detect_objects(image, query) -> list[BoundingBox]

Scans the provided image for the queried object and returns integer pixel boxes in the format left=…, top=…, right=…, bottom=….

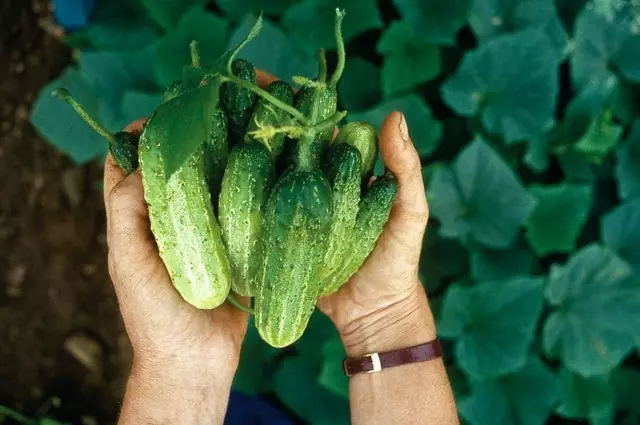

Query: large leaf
left=555, top=369, right=615, bottom=425
left=30, top=67, right=108, bottom=164
left=217, top=0, right=296, bottom=20
left=525, top=183, right=593, bottom=256
left=319, top=337, right=349, bottom=398
left=121, top=91, right=163, bottom=122
left=232, top=319, right=280, bottom=394
left=227, top=15, right=317, bottom=84
left=614, top=368, right=640, bottom=425
left=470, top=240, right=535, bottom=282
left=377, top=22, right=441, bottom=97
left=154, top=6, right=230, bottom=88
left=281, top=0, right=383, bottom=53
left=614, top=35, right=640, bottom=82
left=469, top=0, right=568, bottom=57
left=337, top=58, right=381, bottom=110
left=601, top=198, right=640, bottom=272
left=139, top=0, right=209, bottom=29
left=420, top=229, right=469, bottom=292
left=543, top=244, right=640, bottom=377
left=391, top=0, right=473, bottom=45
left=349, top=95, right=443, bottom=158
left=615, top=120, right=640, bottom=200
left=459, top=357, right=557, bottom=425
left=438, top=277, right=544, bottom=380
left=442, top=29, right=559, bottom=143
left=428, top=139, right=537, bottom=248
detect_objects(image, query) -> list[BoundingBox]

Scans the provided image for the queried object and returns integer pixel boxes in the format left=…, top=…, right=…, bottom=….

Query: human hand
left=317, top=112, right=435, bottom=356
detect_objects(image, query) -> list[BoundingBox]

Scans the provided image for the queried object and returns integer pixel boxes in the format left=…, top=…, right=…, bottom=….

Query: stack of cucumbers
left=54, top=9, right=397, bottom=348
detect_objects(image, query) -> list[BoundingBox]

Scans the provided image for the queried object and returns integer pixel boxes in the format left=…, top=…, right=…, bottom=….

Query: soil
left=0, top=1, right=130, bottom=423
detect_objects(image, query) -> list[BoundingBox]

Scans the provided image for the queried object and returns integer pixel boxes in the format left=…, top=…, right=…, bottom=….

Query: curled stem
left=330, top=9, right=347, bottom=88
left=317, top=48, right=328, bottom=84
left=52, top=88, right=116, bottom=145
left=226, top=293, right=253, bottom=314
left=190, top=40, right=201, bottom=68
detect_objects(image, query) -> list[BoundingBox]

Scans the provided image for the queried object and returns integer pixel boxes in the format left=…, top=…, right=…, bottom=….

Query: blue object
left=225, top=391, right=296, bottom=425
left=52, top=0, right=96, bottom=30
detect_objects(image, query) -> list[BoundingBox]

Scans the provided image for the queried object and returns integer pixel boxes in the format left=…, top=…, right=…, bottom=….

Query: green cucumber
left=204, top=106, right=229, bottom=207
left=219, top=141, right=275, bottom=296
left=222, top=58, right=258, bottom=144
left=294, top=85, right=338, bottom=159
left=333, top=122, right=378, bottom=178
left=319, top=175, right=397, bottom=296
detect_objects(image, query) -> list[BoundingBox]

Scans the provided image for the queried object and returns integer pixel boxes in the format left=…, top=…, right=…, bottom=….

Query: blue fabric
left=52, top=0, right=95, bottom=30
left=225, top=391, right=296, bottom=425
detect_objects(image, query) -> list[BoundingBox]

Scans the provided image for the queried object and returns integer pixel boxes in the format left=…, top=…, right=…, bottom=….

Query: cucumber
left=245, top=80, right=295, bottom=157
left=222, top=58, right=258, bottom=144
left=319, top=175, right=397, bottom=296
left=294, top=85, right=338, bottom=159
left=204, top=106, right=229, bottom=208
left=333, top=122, right=378, bottom=178
left=255, top=168, right=333, bottom=347
left=218, top=141, right=275, bottom=296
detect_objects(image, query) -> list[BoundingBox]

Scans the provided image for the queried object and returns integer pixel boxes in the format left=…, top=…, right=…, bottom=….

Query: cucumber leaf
left=139, top=0, right=209, bottom=29
left=459, top=357, right=557, bottom=425
left=525, top=183, right=593, bottom=256
left=470, top=240, right=535, bottom=281
left=602, top=198, right=640, bottom=272
left=281, top=0, right=383, bottom=53
left=615, top=120, right=640, bottom=200
left=227, top=15, right=317, bottom=84
left=438, top=277, right=544, bottom=380
left=614, top=368, right=640, bottom=425
left=442, top=29, right=560, bottom=143
left=216, top=0, right=296, bottom=20
left=614, top=35, right=640, bottom=82
left=391, top=0, right=472, bottom=45
left=318, top=337, right=348, bottom=399
left=377, top=22, right=441, bottom=97
left=233, top=319, right=280, bottom=394
left=428, top=139, right=536, bottom=248
left=543, top=244, right=640, bottom=377
left=469, top=0, right=568, bottom=57
left=555, top=369, right=615, bottom=425
left=348, top=95, right=443, bottom=158
left=121, top=91, right=163, bottom=122
left=420, top=229, right=469, bottom=292
left=337, top=58, right=381, bottom=110
left=574, top=109, right=624, bottom=156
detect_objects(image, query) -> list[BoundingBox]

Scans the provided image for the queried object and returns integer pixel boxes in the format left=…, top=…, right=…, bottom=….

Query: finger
left=256, top=69, right=278, bottom=89
left=378, top=112, right=429, bottom=252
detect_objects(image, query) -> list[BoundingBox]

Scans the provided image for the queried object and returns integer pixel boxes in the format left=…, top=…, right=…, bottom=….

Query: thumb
left=378, top=112, right=429, bottom=256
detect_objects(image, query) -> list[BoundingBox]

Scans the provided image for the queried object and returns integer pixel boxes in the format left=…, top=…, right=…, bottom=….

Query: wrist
left=339, top=283, right=437, bottom=358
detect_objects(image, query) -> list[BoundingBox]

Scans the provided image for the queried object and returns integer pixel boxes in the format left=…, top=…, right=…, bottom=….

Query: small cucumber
left=294, top=85, right=338, bottom=152
left=319, top=175, right=397, bottom=296
left=219, top=141, right=275, bottom=296
left=222, top=58, right=258, bottom=144
left=245, top=80, right=295, bottom=157
left=333, top=122, right=378, bottom=178
left=204, top=106, right=229, bottom=207
left=255, top=168, right=333, bottom=347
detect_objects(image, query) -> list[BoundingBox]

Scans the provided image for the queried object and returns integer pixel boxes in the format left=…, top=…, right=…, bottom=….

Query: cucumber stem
left=52, top=88, right=117, bottom=145
left=226, top=293, right=253, bottom=314
left=222, top=75, right=309, bottom=125
left=190, top=40, right=201, bottom=68
left=226, top=14, right=264, bottom=75
left=0, top=406, right=36, bottom=425
left=330, top=9, right=347, bottom=88
left=317, top=49, right=328, bottom=84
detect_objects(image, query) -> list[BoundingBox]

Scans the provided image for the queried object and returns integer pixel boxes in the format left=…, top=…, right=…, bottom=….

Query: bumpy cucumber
left=320, top=175, right=397, bottom=296
left=204, top=107, right=229, bottom=207
left=255, top=169, right=333, bottom=347
left=295, top=85, right=338, bottom=146
left=222, top=58, right=258, bottom=144
left=319, top=143, right=362, bottom=284
left=218, top=141, right=275, bottom=296
left=245, top=80, right=295, bottom=157
left=139, top=117, right=231, bottom=309
left=334, top=122, right=378, bottom=177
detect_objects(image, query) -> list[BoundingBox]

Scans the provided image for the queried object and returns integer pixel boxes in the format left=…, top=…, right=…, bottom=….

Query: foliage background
left=29, top=0, right=640, bottom=424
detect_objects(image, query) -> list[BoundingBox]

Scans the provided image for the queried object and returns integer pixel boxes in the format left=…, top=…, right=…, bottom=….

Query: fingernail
left=398, top=113, right=410, bottom=143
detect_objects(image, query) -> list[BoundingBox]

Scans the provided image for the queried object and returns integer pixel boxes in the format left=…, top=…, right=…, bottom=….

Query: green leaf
left=281, top=0, right=383, bottom=53
left=428, top=138, right=537, bottom=248
left=30, top=67, right=108, bottom=164
left=557, top=151, right=600, bottom=183
left=469, top=0, right=568, bottom=57
left=613, top=368, right=640, bottom=424
left=459, top=357, right=557, bottom=425
left=470, top=241, right=535, bottom=281
left=139, top=0, right=209, bottom=29
left=349, top=95, right=443, bottom=158
left=154, top=6, right=230, bottom=88
left=146, top=78, right=222, bottom=177
left=296, top=310, right=340, bottom=361
left=615, top=120, right=640, bottom=200
left=614, top=35, right=640, bottom=82
left=555, top=369, right=615, bottom=425
left=525, top=183, right=593, bottom=256
left=602, top=198, right=640, bottom=272
left=438, top=277, right=544, bottom=380
left=227, top=15, right=317, bottom=84
left=121, top=91, right=163, bottom=122
left=420, top=229, right=469, bottom=292
left=574, top=110, right=624, bottom=156
left=233, top=318, right=279, bottom=394
left=39, top=419, right=66, bottom=425
left=442, top=29, right=559, bottom=143
left=319, top=337, right=348, bottom=398
left=543, top=243, right=640, bottom=377
left=377, top=22, right=441, bottom=97
left=571, top=5, right=637, bottom=90
left=391, top=0, right=473, bottom=45
left=216, top=0, right=296, bottom=20
left=274, top=356, right=349, bottom=425
left=337, top=57, right=381, bottom=110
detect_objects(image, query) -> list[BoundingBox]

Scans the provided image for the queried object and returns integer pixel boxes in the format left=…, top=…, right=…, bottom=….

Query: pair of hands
left=105, top=71, right=431, bottom=391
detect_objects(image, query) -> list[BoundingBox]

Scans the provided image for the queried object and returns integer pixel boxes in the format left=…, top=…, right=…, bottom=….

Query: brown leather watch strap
left=342, top=339, right=442, bottom=376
